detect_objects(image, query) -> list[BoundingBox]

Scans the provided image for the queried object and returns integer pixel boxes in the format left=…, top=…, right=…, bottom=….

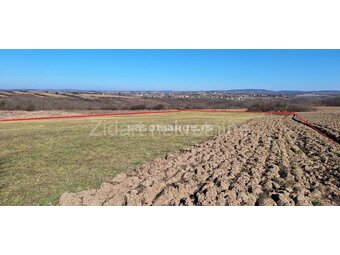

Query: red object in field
left=0, top=109, right=337, bottom=146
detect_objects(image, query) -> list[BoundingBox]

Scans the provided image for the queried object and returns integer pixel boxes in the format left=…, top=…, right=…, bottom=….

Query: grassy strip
left=0, top=112, right=262, bottom=205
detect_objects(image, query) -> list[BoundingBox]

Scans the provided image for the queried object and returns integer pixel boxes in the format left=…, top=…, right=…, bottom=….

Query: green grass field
left=0, top=112, right=262, bottom=205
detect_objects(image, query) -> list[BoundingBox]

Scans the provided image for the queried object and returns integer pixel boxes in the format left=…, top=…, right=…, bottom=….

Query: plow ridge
left=59, top=115, right=339, bottom=206
left=292, top=114, right=339, bottom=146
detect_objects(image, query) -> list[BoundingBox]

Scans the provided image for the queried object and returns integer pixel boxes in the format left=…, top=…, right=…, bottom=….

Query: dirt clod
left=60, top=115, right=340, bottom=206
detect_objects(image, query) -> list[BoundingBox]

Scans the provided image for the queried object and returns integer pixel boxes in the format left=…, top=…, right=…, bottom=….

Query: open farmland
left=298, top=110, right=340, bottom=143
left=61, top=110, right=340, bottom=206
left=0, top=111, right=261, bottom=205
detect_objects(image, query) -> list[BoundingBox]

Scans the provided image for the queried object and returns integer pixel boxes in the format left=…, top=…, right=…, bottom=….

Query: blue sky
left=0, top=50, right=339, bottom=91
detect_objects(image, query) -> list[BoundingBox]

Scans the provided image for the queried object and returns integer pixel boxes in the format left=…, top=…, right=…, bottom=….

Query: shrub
left=320, top=97, right=340, bottom=106
left=24, top=103, right=36, bottom=111
left=0, top=100, right=5, bottom=109
left=286, top=104, right=316, bottom=112
left=151, top=104, right=166, bottom=110
left=130, top=104, right=147, bottom=110
left=247, top=100, right=315, bottom=112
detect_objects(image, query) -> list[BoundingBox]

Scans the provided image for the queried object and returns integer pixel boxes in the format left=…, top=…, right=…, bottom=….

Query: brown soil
left=299, top=111, right=340, bottom=143
left=0, top=110, right=82, bottom=120
left=60, top=115, right=340, bottom=206
left=0, top=109, right=165, bottom=120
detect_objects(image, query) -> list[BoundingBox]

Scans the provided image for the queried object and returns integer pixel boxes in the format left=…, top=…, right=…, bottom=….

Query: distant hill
left=1, top=88, right=339, bottom=97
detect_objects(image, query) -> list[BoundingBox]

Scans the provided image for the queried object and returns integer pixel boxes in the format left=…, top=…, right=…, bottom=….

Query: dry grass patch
left=0, top=112, right=262, bottom=205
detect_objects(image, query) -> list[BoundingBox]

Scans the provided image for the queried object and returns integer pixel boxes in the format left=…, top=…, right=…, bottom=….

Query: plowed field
left=60, top=114, right=340, bottom=206
left=298, top=112, right=340, bottom=143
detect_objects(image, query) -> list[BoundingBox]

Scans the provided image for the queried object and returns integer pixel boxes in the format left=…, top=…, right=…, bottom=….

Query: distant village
left=118, top=91, right=286, bottom=101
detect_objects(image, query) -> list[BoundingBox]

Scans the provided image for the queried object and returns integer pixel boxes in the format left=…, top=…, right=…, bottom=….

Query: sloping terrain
left=298, top=112, right=340, bottom=143
left=0, top=90, right=250, bottom=111
left=1, top=111, right=260, bottom=205
left=60, top=115, right=340, bottom=206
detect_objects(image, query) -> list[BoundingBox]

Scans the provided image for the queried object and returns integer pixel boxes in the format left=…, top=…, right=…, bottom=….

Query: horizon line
left=1, top=88, right=340, bottom=93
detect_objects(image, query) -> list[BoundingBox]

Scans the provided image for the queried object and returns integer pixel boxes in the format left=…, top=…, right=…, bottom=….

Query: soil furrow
left=60, top=115, right=340, bottom=206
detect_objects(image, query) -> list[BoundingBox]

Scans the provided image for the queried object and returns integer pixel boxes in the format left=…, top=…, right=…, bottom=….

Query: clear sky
left=0, top=50, right=339, bottom=91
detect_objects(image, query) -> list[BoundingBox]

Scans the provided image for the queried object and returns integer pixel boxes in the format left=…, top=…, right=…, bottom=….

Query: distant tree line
left=0, top=93, right=339, bottom=112
left=319, top=97, right=340, bottom=106
left=246, top=100, right=316, bottom=112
